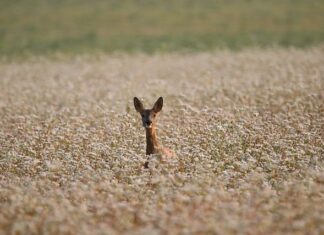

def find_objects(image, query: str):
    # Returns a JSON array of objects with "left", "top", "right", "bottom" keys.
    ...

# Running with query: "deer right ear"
[
  {"left": 134, "top": 97, "right": 144, "bottom": 112},
  {"left": 153, "top": 97, "right": 163, "bottom": 113}
]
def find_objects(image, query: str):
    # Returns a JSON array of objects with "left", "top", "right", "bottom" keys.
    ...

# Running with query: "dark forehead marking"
[
  {"left": 140, "top": 110, "right": 150, "bottom": 117},
  {"left": 142, "top": 109, "right": 156, "bottom": 116}
]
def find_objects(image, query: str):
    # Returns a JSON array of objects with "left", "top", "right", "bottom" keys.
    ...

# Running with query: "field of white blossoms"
[{"left": 0, "top": 47, "right": 323, "bottom": 235}]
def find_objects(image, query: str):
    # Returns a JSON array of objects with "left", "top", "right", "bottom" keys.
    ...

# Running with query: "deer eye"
[{"left": 153, "top": 114, "right": 156, "bottom": 118}]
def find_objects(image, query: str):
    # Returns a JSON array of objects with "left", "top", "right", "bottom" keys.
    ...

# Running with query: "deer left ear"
[
  {"left": 134, "top": 97, "right": 144, "bottom": 113},
  {"left": 153, "top": 97, "right": 163, "bottom": 113}
]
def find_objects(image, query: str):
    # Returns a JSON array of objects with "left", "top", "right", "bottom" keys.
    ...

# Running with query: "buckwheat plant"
[{"left": 0, "top": 47, "right": 323, "bottom": 235}]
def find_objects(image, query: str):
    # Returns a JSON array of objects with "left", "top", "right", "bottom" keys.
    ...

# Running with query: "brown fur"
[{"left": 134, "top": 97, "right": 175, "bottom": 168}]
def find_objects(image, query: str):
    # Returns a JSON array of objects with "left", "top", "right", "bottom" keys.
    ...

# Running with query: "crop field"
[
  {"left": 0, "top": 47, "right": 323, "bottom": 234},
  {"left": 1, "top": 0, "right": 324, "bottom": 56}
]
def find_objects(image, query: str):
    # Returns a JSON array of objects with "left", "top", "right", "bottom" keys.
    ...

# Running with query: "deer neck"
[{"left": 146, "top": 126, "right": 160, "bottom": 155}]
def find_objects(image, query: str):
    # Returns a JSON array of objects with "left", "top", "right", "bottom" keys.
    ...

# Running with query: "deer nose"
[{"left": 146, "top": 120, "right": 152, "bottom": 125}]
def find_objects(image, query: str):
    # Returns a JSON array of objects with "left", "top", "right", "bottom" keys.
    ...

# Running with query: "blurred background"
[{"left": 1, "top": 0, "right": 323, "bottom": 57}]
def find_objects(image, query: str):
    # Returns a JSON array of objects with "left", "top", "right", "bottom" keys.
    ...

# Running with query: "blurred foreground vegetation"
[
  {"left": 0, "top": 48, "right": 323, "bottom": 234},
  {"left": 0, "top": 0, "right": 324, "bottom": 56}
]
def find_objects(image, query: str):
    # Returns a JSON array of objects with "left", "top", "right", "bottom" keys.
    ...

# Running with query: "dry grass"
[{"left": 0, "top": 48, "right": 323, "bottom": 235}]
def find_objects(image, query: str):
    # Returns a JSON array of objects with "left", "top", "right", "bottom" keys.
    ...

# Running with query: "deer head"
[{"left": 134, "top": 97, "right": 163, "bottom": 129}]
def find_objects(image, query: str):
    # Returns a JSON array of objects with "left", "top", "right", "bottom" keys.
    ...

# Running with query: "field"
[
  {"left": 1, "top": 0, "right": 324, "bottom": 56},
  {"left": 1, "top": 0, "right": 323, "bottom": 234},
  {"left": 0, "top": 47, "right": 323, "bottom": 234}
]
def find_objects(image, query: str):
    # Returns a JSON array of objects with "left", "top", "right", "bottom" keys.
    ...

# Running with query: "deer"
[{"left": 134, "top": 97, "right": 175, "bottom": 168}]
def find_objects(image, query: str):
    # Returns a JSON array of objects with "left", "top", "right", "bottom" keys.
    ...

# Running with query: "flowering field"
[{"left": 0, "top": 48, "right": 323, "bottom": 234}]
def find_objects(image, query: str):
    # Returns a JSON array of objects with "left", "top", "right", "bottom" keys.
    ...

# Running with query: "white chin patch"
[{"left": 144, "top": 124, "right": 152, "bottom": 128}]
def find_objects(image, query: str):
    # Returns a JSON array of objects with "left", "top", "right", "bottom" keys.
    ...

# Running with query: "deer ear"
[
  {"left": 134, "top": 97, "right": 144, "bottom": 112},
  {"left": 153, "top": 97, "right": 163, "bottom": 113}
]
